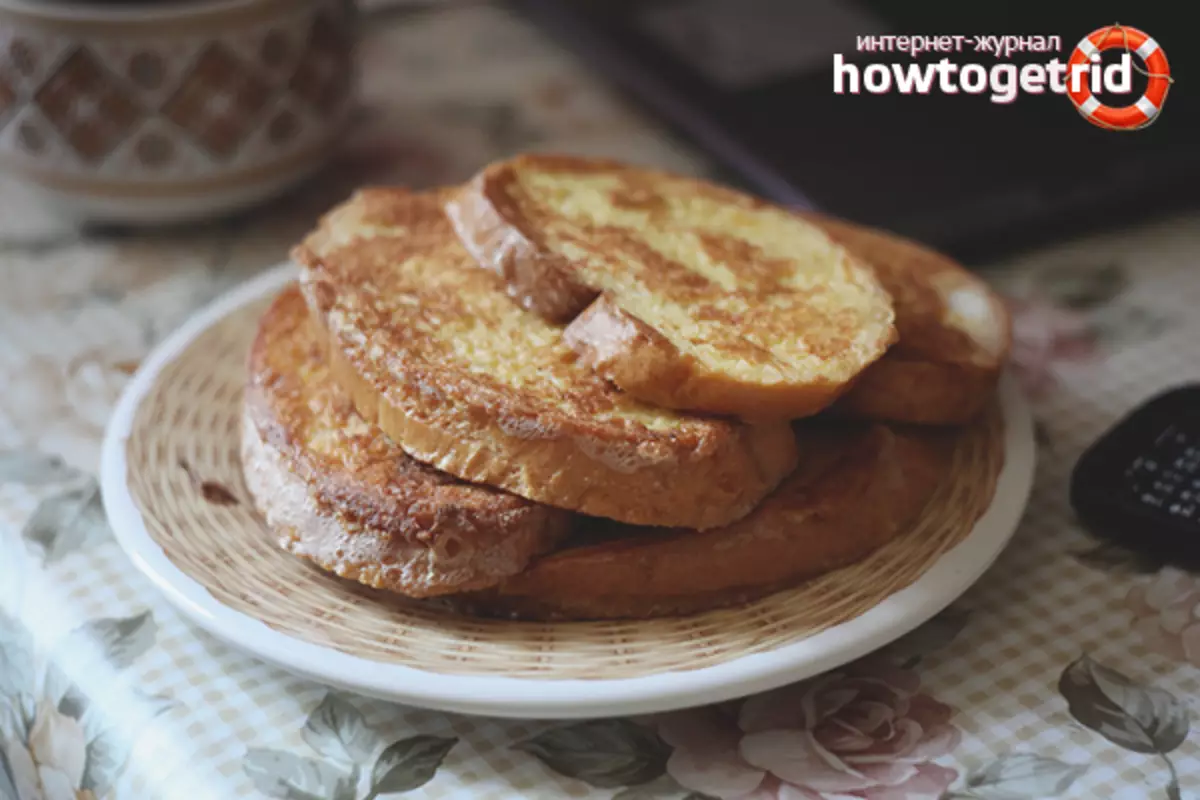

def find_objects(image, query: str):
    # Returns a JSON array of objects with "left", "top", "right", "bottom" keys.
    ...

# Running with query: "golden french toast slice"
[
  {"left": 242, "top": 287, "right": 573, "bottom": 597},
  {"left": 455, "top": 422, "right": 952, "bottom": 620},
  {"left": 446, "top": 154, "right": 896, "bottom": 419},
  {"left": 293, "top": 189, "right": 797, "bottom": 530},
  {"left": 810, "top": 216, "right": 1012, "bottom": 425}
]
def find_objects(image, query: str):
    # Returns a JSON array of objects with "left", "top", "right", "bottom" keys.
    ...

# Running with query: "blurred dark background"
[{"left": 511, "top": 0, "right": 1197, "bottom": 261}]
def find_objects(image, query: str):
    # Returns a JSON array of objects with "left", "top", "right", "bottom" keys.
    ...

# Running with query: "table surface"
[{"left": 2, "top": 4, "right": 1200, "bottom": 800}]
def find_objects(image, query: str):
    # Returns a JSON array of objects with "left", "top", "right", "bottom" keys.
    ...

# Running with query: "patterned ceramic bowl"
[{"left": 0, "top": 0, "right": 355, "bottom": 224}]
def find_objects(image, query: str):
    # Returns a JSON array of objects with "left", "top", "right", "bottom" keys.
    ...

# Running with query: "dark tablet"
[{"left": 1071, "top": 385, "right": 1200, "bottom": 567}]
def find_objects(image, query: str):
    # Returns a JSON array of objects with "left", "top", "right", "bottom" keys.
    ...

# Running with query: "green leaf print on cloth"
[
  {"left": 301, "top": 694, "right": 382, "bottom": 765},
  {"left": 244, "top": 691, "right": 457, "bottom": 800},
  {"left": 21, "top": 481, "right": 108, "bottom": 566},
  {"left": 0, "top": 452, "right": 84, "bottom": 486},
  {"left": 368, "top": 736, "right": 458, "bottom": 796},
  {"left": 1, "top": 451, "right": 110, "bottom": 566},
  {"left": 1059, "top": 654, "right": 1189, "bottom": 800},
  {"left": 245, "top": 749, "right": 357, "bottom": 800},
  {"left": 516, "top": 720, "right": 672, "bottom": 789},
  {"left": 947, "top": 753, "right": 1086, "bottom": 798}
]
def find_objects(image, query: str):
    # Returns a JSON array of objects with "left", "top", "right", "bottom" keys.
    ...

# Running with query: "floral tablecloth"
[{"left": 2, "top": 4, "right": 1200, "bottom": 800}]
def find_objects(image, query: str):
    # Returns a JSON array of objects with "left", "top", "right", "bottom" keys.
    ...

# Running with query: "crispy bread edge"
[
  {"left": 292, "top": 251, "right": 799, "bottom": 530},
  {"left": 244, "top": 286, "right": 569, "bottom": 539},
  {"left": 292, "top": 187, "right": 801, "bottom": 452},
  {"left": 447, "top": 166, "right": 597, "bottom": 322},
  {"left": 836, "top": 358, "right": 1002, "bottom": 425},
  {"left": 242, "top": 404, "right": 571, "bottom": 597},
  {"left": 565, "top": 292, "right": 873, "bottom": 420},
  {"left": 808, "top": 212, "right": 1013, "bottom": 425},
  {"left": 242, "top": 290, "right": 574, "bottom": 596},
  {"left": 246, "top": 286, "right": 574, "bottom": 543},
  {"left": 452, "top": 425, "right": 951, "bottom": 620},
  {"left": 448, "top": 155, "right": 897, "bottom": 419}
]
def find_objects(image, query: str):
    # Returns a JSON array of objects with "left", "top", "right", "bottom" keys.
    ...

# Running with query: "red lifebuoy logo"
[{"left": 1067, "top": 24, "right": 1172, "bottom": 130}]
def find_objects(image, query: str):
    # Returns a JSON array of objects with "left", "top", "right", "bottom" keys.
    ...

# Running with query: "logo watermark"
[{"left": 833, "top": 24, "right": 1172, "bottom": 130}]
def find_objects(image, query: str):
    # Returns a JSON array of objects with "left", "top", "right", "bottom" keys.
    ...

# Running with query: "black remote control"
[{"left": 1071, "top": 385, "right": 1200, "bottom": 566}]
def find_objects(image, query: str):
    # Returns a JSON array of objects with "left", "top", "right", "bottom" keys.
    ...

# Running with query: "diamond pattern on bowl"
[
  {"left": 135, "top": 131, "right": 175, "bottom": 169},
  {"left": 127, "top": 51, "right": 166, "bottom": 91},
  {"left": 162, "top": 44, "right": 270, "bottom": 159},
  {"left": 289, "top": 13, "right": 352, "bottom": 114},
  {"left": 16, "top": 119, "right": 45, "bottom": 154},
  {"left": 34, "top": 48, "right": 142, "bottom": 163},
  {"left": 0, "top": 76, "right": 14, "bottom": 124},
  {"left": 8, "top": 38, "right": 37, "bottom": 77},
  {"left": 259, "top": 29, "right": 293, "bottom": 71},
  {"left": 267, "top": 107, "right": 300, "bottom": 144}
]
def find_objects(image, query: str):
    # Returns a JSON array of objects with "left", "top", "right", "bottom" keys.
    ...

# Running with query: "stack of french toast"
[{"left": 241, "top": 154, "right": 1011, "bottom": 621}]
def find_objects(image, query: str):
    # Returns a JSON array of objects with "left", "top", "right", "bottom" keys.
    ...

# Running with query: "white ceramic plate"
[{"left": 102, "top": 263, "right": 1035, "bottom": 719}]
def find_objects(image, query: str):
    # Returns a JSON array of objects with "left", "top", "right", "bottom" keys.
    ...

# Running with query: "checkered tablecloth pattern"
[{"left": 2, "top": 5, "right": 1199, "bottom": 800}]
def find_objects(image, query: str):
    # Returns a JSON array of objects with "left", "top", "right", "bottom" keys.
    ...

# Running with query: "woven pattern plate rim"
[{"left": 100, "top": 263, "right": 1036, "bottom": 719}]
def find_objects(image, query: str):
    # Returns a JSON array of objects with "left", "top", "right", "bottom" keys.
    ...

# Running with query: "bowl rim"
[{"left": 0, "top": 0, "right": 306, "bottom": 23}]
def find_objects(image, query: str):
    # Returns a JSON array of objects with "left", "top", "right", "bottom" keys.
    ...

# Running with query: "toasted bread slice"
[
  {"left": 241, "top": 286, "right": 572, "bottom": 597},
  {"left": 447, "top": 154, "right": 896, "bottom": 419},
  {"left": 454, "top": 423, "right": 950, "bottom": 620},
  {"left": 810, "top": 216, "right": 1012, "bottom": 425},
  {"left": 293, "top": 188, "right": 797, "bottom": 529}
]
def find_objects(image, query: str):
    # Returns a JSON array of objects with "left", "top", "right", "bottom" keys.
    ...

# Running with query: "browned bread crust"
[
  {"left": 454, "top": 423, "right": 950, "bottom": 620},
  {"left": 242, "top": 286, "right": 572, "bottom": 597},
  {"left": 811, "top": 215, "right": 1013, "bottom": 425},
  {"left": 447, "top": 154, "right": 896, "bottom": 420},
  {"left": 293, "top": 188, "right": 798, "bottom": 529}
]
